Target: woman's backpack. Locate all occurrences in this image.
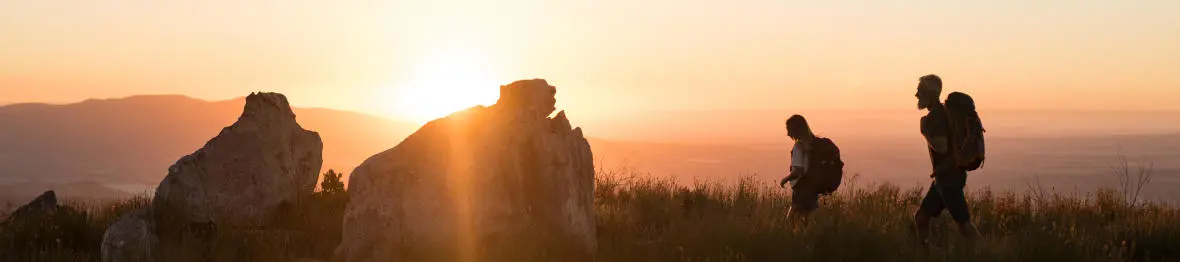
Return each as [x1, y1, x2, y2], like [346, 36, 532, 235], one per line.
[800, 137, 844, 194]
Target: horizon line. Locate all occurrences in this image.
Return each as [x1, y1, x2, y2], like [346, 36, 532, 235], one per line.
[5, 93, 1180, 116]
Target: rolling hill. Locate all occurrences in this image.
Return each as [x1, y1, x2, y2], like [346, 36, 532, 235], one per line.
[2, 95, 1178, 203]
[0, 95, 418, 200]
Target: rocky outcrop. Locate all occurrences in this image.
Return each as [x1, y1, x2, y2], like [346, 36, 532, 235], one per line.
[335, 79, 596, 261]
[6, 190, 57, 220]
[152, 92, 324, 227]
[100, 92, 325, 261]
[101, 209, 158, 262]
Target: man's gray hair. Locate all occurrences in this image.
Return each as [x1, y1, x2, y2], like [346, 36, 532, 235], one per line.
[919, 74, 942, 94]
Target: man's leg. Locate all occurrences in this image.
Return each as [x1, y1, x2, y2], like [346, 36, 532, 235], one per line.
[957, 222, 982, 241]
[914, 182, 945, 245]
[935, 182, 980, 240]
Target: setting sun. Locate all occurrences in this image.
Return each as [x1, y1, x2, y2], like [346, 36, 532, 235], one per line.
[388, 49, 503, 123]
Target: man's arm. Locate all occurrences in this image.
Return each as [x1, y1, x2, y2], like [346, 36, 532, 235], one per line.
[927, 135, 957, 177]
[923, 107, 951, 154]
[923, 107, 956, 178]
[927, 136, 949, 154]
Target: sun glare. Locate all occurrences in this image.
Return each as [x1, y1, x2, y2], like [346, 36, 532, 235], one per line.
[390, 51, 502, 123]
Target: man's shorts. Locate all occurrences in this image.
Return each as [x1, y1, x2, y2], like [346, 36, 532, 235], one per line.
[917, 180, 971, 223]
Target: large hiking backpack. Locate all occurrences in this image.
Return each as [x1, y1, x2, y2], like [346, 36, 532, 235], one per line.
[944, 92, 986, 171]
[799, 137, 845, 194]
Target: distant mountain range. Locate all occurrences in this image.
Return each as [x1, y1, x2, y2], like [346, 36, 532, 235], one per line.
[2, 95, 1179, 203]
[0, 95, 419, 199]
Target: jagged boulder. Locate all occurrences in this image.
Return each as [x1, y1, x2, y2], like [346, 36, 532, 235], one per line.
[6, 190, 57, 220]
[101, 209, 158, 262]
[2, 190, 101, 258]
[152, 92, 324, 227]
[335, 79, 596, 261]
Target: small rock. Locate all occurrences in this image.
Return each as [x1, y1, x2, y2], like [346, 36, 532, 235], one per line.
[7, 190, 57, 220]
[101, 209, 159, 262]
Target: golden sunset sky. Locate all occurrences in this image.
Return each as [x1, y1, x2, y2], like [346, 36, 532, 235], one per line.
[2, 1, 1178, 122]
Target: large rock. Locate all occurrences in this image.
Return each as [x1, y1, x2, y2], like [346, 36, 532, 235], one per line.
[335, 79, 596, 261]
[101, 209, 159, 262]
[152, 92, 323, 227]
[6, 190, 57, 220]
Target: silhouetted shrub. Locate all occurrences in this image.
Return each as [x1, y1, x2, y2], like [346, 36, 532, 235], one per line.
[320, 169, 346, 196]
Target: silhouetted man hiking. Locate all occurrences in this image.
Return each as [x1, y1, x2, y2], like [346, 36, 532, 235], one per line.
[913, 74, 982, 245]
[779, 115, 844, 219]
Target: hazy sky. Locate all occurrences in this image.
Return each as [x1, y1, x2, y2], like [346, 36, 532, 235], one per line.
[3, 0, 1178, 121]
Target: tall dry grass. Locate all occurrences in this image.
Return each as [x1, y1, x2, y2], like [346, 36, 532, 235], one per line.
[1, 163, 1177, 261]
[595, 162, 1179, 262]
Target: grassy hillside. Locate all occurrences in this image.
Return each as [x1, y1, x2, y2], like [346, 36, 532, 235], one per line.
[595, 174, 1179, 261]
[2, 170, 1178, 261]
